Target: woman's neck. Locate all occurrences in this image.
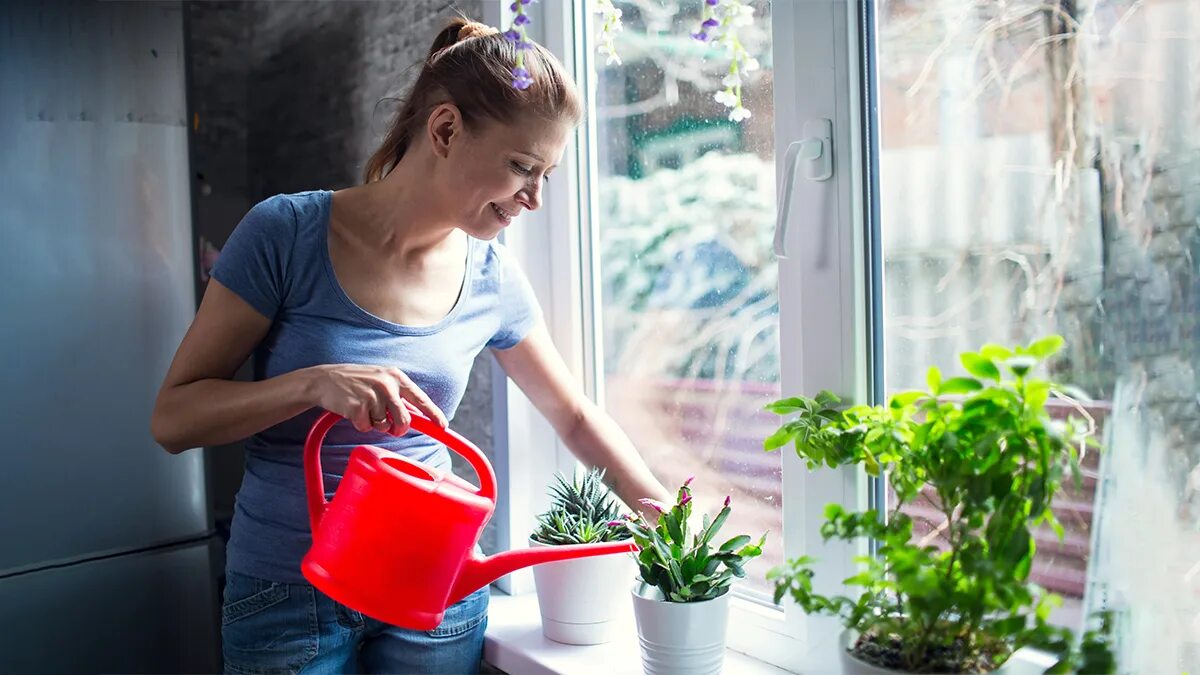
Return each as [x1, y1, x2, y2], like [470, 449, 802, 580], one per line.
[337, 155, 460, 263]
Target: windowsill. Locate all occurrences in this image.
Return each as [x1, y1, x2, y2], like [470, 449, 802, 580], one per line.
[484, 588, 1063, 675]
[483, 590, 791, 675]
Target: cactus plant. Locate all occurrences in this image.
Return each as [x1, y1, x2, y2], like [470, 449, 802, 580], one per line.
[531, 468, 632, 545]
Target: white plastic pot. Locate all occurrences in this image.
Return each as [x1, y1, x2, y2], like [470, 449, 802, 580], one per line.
[631, 581, 730, 675]
[529, 537, 635, 645]
[838, 629, 1014, 674]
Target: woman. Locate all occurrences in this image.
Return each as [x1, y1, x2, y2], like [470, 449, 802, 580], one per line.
[151, 18, 670, 675]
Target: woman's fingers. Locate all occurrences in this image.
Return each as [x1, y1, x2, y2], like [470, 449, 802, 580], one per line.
[381, 387, 411, 436]
[350, 400, 377, 433]
[390, 368, 447, 428]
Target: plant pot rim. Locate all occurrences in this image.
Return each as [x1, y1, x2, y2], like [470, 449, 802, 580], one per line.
[838, 628, 1013, 675]
[630, 579, 732, 604]
[528, 534, 633, 546]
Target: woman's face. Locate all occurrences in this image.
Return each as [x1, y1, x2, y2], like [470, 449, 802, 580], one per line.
[439, 112, 572, 240]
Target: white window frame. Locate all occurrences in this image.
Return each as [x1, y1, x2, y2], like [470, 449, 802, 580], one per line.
[487, 2, 873, 670]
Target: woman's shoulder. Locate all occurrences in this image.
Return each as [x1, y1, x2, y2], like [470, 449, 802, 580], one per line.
[244, 190, 328, 227]
[473, 237, 518, 278]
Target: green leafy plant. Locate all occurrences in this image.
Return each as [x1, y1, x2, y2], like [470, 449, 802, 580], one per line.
[531, 468, 632, 545]
[764, 336, 1111, 673]
[614, 477, 766, 602]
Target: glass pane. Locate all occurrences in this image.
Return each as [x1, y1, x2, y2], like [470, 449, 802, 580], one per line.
[588, 0, 778, 599]
[874, 0, 1199, 648]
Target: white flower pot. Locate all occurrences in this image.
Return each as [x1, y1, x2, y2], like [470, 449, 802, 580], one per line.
[631, 580, 730, 675]
[837, 629, 1014, 675]
[529, 537, 634, 645]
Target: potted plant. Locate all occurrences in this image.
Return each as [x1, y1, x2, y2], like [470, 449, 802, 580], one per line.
[529, 467, 634, 645]
[614, 478, 767, 675]
[764, 337, 1105, 673]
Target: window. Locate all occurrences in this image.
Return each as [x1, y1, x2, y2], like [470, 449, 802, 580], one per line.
[491, 1, 867, 669]
[587, 0, 780, 601]
[496, 0, 1199, 670]
[871, 0, 1199, 661]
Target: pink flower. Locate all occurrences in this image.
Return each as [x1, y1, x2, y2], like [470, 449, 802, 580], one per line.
[638, 498, 668, 514]
[683, 476, 694, 487]
[679, 494, 692, 507]
[724, 495, 731, 508]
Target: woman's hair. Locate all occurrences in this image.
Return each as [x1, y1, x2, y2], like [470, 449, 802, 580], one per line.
[363, 17, 583, 183]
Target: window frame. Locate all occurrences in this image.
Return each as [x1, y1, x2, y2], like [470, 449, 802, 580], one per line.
[487, 1, 875, 669]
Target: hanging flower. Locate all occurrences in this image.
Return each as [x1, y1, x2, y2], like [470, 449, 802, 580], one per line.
[593, 0, 624, 66]
[504, 0, 538, 90]
[692, 0, 757, 123]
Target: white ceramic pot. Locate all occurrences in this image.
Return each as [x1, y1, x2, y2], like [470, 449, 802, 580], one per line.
[631, 581, 730, 675]
[837, 629, 1013, 675]
[529, 537, 635, 645]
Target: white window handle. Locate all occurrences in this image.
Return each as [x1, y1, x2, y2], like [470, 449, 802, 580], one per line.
[774, 119, 833, 258]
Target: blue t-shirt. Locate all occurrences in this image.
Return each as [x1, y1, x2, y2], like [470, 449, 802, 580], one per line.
[210, 190, 540, 582]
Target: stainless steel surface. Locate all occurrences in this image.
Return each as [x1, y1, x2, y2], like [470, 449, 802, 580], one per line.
[0, 2, 210, 574]
[0, 539, 220, 673]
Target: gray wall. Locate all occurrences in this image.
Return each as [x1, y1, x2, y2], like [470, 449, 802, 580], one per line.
[186, 1, 497, 552]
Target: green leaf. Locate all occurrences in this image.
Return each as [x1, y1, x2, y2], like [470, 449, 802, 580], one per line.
[765, 398, 806, 415]
[1027, 335, 1065, 358]
[889, 390, 926, 408]
[940, 377, 984, 395]
[664, 510, 684, 546]
[861, 447, 881, 476]
[961, 352, 1001, 381]
[720, 535, 751, 552]
[980, 343, 1014, 361]
[763, 426, 796, 451]
[1005, 355, 1038, 377]
[701, 506, 730, 546]
[815, 390, 842, 408]
[926, 366, 942, 394]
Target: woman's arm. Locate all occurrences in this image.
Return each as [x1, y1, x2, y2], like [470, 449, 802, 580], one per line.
[151, 280, 445, 454]
[491, 322, 672, 519]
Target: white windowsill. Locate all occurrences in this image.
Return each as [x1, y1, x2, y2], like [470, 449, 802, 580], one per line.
[483, 590, 791, 675]
[483, 589, 1063, 675]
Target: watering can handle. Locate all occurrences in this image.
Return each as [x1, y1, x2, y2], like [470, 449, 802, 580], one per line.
[304, 401, 498, 533]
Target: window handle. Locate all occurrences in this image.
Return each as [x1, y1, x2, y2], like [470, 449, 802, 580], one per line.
[774, 119, 834, 259]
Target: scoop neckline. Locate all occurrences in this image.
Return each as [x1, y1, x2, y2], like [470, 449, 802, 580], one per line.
[318, 189, 475, 335]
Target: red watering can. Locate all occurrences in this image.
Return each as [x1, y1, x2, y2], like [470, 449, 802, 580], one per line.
[301, 402, 638, 631]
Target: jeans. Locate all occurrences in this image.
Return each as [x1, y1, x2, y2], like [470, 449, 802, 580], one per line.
[221, 571, 489, 674]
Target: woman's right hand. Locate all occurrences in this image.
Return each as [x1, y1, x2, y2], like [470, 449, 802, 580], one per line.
[301, 364, 448, 434]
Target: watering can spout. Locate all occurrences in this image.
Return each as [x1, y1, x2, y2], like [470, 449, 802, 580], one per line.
[449, 540, 638, 605]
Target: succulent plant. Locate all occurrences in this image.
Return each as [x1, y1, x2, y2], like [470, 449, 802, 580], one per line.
[614, 478, 766, 603]
[531, 468, 632, 545]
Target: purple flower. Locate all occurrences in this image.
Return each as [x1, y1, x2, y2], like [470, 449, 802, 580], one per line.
[706, 0, 720, 5]
[520, 0, 535, 4]
[691, 31, 710, 42]
[724, 495, 731, 508]
[638, 498, 667, 514]
[517, 39, 534, 51]
[703, 18, 719, 28]
[514, 13, 531, 26]
[503, 29, 521, 42]
[511, 67, 533, 90]
[679, 494, 692, 507]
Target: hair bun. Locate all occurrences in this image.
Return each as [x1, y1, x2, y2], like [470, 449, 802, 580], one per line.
[457, 22, 499, 41]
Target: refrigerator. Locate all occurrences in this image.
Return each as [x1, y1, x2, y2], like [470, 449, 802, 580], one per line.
[0, 1, 221, 672]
